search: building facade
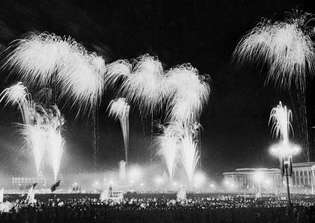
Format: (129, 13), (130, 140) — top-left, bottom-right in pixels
(223, 162), (315, 194)
(223, 168), (282, 194)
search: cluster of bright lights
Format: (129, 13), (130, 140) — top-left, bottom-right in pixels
(269, 141), (301, 159)
(127, 165), (143, 184)
(193, 171), (207, 188)
(234, 15), (314, 90)
(223, 178), (237, 190)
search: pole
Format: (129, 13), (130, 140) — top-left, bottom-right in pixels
(285, 164), (292, 207)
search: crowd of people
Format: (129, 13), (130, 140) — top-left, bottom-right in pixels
(1, 194), (315, 222)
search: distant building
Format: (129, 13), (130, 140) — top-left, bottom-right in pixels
(223, 168), (282, 194)
(291, 162), (315, 193)
(11, 176), (47, 189)
(223, 162), (315, 194)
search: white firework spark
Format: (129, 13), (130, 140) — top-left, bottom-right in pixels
(3, 32), (106, 112)
(3, 33), (62, 86)
(166, 64), (210, 123)
(269, 101), (292, 143)
(104, 59), (131, 89)
(121, 54), (166, 115)
(57, 52), (105, 112)
(0, 82), (34, 124)
(156, 122), (182, 179)
(19, 104), (64, 178)
(234, 16), (314, 90)
(180, 131), (200, 183)
(108, 98), (130, 163)
(156, 121), (201, 182)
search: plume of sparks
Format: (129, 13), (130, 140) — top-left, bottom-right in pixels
(156, 121), (200, 182)
(104, 59), (131, 89)
(108, 98), (130, 163)
(269, 101), (292, 143)
(21, 104), (64, 179)
(156, 125), (179, 179)
(0, 82), (34, 123)
(3, 32), (106, 112)
(234, 15), (315, 90)
(166, 64), (210, 123)
(179, 125), (200, 183)
(21, 124), (45, 174)
(1, 83), (65, 178)
(120, 54), (167, 114)
(268, 101), (302, 160)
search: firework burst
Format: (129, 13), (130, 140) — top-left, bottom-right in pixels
(234, 15), (314, 90)
(120, 54), (166, 115)
(3, 32), (106, 112)
(104, 59), (131, 89)
(166, 64), (210, 123)
(0, 82), (34, 124)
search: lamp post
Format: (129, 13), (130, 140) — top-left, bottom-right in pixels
(270, 142), (301, 207)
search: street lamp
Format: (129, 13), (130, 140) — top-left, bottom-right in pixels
(270, 141), (301, 207)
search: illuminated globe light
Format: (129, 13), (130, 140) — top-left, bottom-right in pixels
(223, 178), (237, 191)
(153, 175), (165, 187)
(209, 183), (216, 189)
(253, 171), (264, 184)
(92, 181), (100, 189)
(127, 165), (143, 183)
(269, 141), (301, 159)
(193, 171), (207, 188)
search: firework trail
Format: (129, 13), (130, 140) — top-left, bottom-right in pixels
(269, 101), (292, 143)
(108, 98), (130, 163)
(3, 32), (106, 112)
(165, 64), (210, 124)
(234, 14), (314, 90)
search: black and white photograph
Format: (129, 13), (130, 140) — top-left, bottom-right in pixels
(0, 0), (315, 222)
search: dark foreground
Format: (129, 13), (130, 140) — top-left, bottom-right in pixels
(1, 193), (315, 223)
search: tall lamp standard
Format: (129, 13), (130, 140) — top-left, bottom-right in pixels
(269, 142), (301, 207)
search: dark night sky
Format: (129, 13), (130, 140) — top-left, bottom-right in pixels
(0, 0), (313, 179)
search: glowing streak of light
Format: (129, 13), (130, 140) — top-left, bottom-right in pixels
(108, 98), (130, 163)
